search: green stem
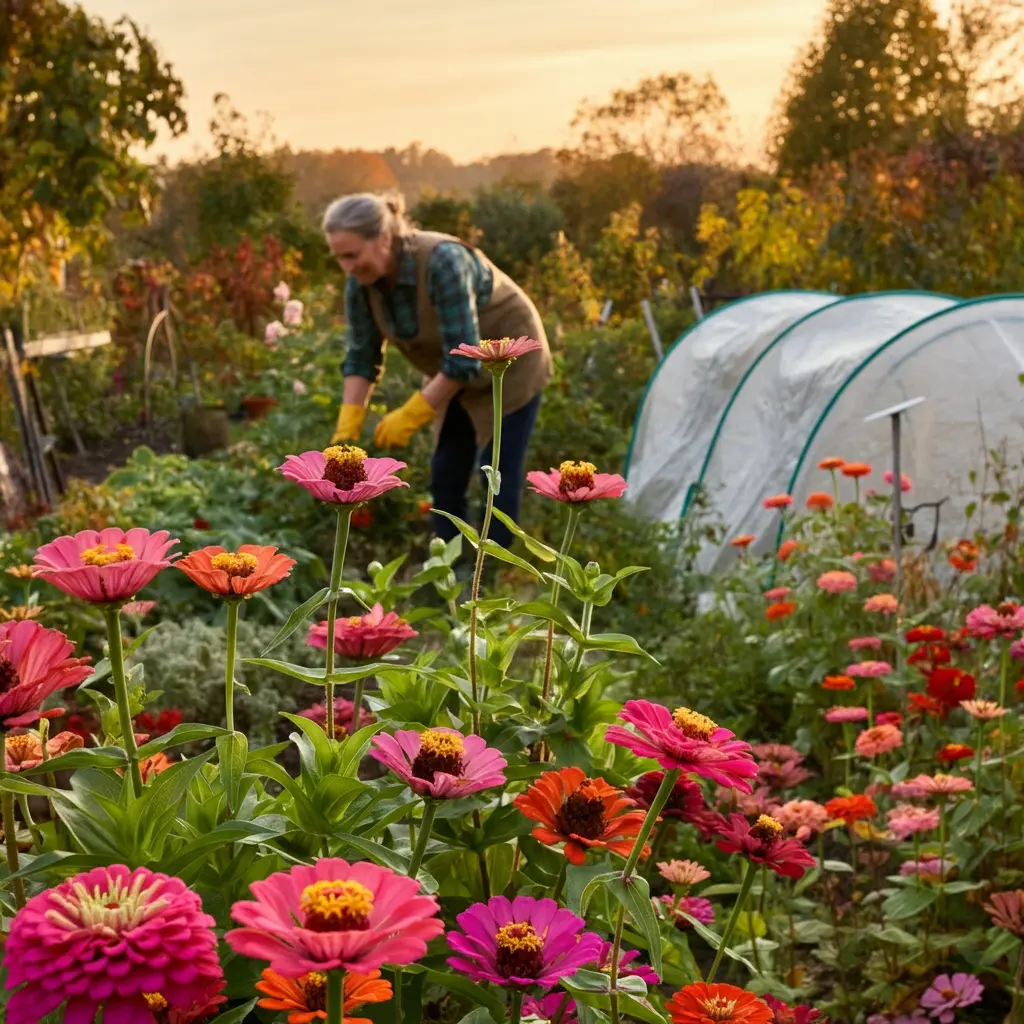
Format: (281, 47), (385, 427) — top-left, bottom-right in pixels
(224, 600), (240, 733)
(394, 968), (404, 1024)
(622, 768), (680, 878)
(566, 600), (593, 696)
(552, 859), (568, 902)
(478, 849), (491, 899)
(408, 799), (438, 879)
(1000, 641), (1010, 709)
(707, 860), (758, 983)
(17, 794), (43, 849)
(324, 507), (353, 740)
(104, 607), (143, 798)
(351, 676), (366, 735)
(1011, 941), (1024, 1024)
(608, 903), (626, 1024)
(468, 372), (505, 734)
(541, 506), (582, 705)
(0, 734), (25, 908)
(509, 989), (524, 1024)
(326, 969), (344, 1024)
(974, 720), (985, 805)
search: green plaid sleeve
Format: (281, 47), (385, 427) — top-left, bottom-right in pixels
(341, 275), (385, 382)
(426, 242), (494, 382)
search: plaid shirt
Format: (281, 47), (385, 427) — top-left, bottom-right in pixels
(342, 239), (493, 383)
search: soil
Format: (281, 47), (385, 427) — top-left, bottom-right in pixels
(56, 421), (180, 486)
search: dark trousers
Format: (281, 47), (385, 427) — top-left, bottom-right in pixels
(431, 393), (542, 550)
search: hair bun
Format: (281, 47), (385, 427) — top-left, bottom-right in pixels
(383, 192), (406, 217)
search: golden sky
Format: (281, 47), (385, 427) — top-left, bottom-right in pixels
(83, 0), (957, 165)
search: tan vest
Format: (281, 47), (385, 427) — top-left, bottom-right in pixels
(366, 230), (552, 448)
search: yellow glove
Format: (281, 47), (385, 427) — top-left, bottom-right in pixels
(373, 391), (436, 449)
(332, 404), (367, 443)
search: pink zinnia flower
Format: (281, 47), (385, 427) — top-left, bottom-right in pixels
(658, 860), (711, 887)
(984, 890), (1024, 936)
(121, 600), (157, 618)
(4, 865), (222, 1024)
(659, 894), (716, 928)
(764, 587), (791, 601)
(824, 706), (870, 724)
(883, 470), (913, 492)
(227, 858), (443, 975)
(959, 699), (1009, 720)
(605, 701), (758, 793)
(855, 723), (903, 757)
(817, 570), (858, 594)
(33, 527), (178, 605)
(279, 447), (408, 505)
(966, 602), (1024, 639)
(307, 604), (417, 659)
(890, 778), (929, 799)
(775, 799), (830, 836)
(900, 857), (954, 881)
(753, 752), (813, 790)
(764, 995), (823, 1024)
(0, 621), (92, 727)
(886, 804), (940, 840)
(763, 494), (794, 510)
(906, 772), (975, 796)
(867, 560), (897, 583)
(527, 461), (627, 503)
(876, 711), (903, 727)
(864, 593), (899, 614)
(523, 992), (579, 1024)
(299, 697), (376, 734)
(450, 336), (543, 363)
(920, 973), (983, 1024)
(717, 783), (782, 818)
(370, 727), (506, 798)
(625, 771), (723, 838)
(446, 895), (603, 988)
(714, 813), (817, 879)
(594, 940), (659, 984)
(848, 636), (883, 651)
(4, 729), (82, 772)
(847, 660), (892, 678)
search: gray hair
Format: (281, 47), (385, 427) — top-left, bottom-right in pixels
(321, 191), (408, 239)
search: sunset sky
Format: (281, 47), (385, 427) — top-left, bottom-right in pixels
(83, 0), (958, 165)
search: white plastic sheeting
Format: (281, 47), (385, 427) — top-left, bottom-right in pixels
(624, 292), (840, 521)
(692, 292), (959, 571)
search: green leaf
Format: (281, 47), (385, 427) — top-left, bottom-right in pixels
(281, 711), (334, 779)
(136, 723), (228, 758)
(607, 874), (663, 979)
(162, 820), (282, 877)
(422, 970), (505, 1019)
(433, 510), (480, 545)
(0, 850), (109, 883)
(581, 632), (656, 661)
(206, 999), (259, 1024)
(491, 507), (558, 562)
(456, 1009), (498, 1024)
(480, 540), (543, 579)
(244, 658), (395, 686)
(682, 914), (759, 975)
(216, 732), (248, 813)
(261, 587), (330, 656)
(568, 864), (618, 916)
(0, 775), (67, 799)
(882, 886), (938, 921)
(21, 746), (128, 775)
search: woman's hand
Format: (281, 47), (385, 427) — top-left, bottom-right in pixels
(373, 391), (436, 448)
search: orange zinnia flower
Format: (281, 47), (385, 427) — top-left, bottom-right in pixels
(949, 554), (977, 573)
(513, 767), (650, 865)
(667, 982), (773, 1024)
(841, 462), (872, 479)
(140, 752), (173, 783)
(806, 491), (834, 511)
(818, 457), (845, 471)
(256, 969), (392, 1024)
(730, 534), (755, 549)
(765, 601), (796, 622)
(825, 794), (877, 825)
(777, 540), (800, 561)
(823, 674), (856, 691)
(176, 545), (295, 597)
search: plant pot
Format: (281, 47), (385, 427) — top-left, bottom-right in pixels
(181, 405), (230, 458)
(240, 394), (279, 420)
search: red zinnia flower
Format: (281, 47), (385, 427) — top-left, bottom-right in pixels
(135, 708), (183, 737)
(927, 667), (976, 708)
(825, 795), (877, 825)
(192, 518), (211, 531)
(625, 771), (723, 839)
(731, 534), (756, 549)
(714, 814), (816, 879)
(949, 554), (977, 573)
(909, 692), (946, 718)
(806, 492), (834, 511)
(822, 675), (855, 691)
(763, 994), (822, 1024)
(176, 545), (295, 597)
(667, 983), (773, 1024)
(513, 767), (650, 865)
(908, 643), (951, 673)
(765, 601), (796, 621)
(841, 462), (872, 479)
(937, 743), (974, 763)
(763, 494), (793, 510)
(906, 625), (946, 644)
(777, 540), (799, 561)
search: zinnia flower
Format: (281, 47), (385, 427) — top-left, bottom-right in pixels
(256, 968), (391, 1024)
(960, 699), (1008, 720)
(855, 724), (903, 757)
(841, 463), (872, 479)
(817, 571), (857, 594)
(594, 940), (659, 983)
(351, 507), (374, 528)
(949, 553), (977, 573)
(4, 730), (82, 772)
(730, 534), (755, 549)
(883, 470), (912, 492)
(920, 973), (983, 1024)
(900, 858), (954, 881)
(625, 771), (723, 838)
(864, 594), (898, 614)
(806, 492), (834, 511)
(908, 642), (951, 673)
(523, 992), (579, 1024)
(848, 636), (882, 651)
(847, 660), (892, 678)
(227, 858), (443, 974)
(984, 890), (1024, 936)
(527, 461), (627, 503)
(4, 865), (222, 1024)
(446, 895), (603, 988)
(605, 701), (758, 792)
(763, 494), (793, 510)
(667, 982), (774, 1024)
(658, 860), (711, 887)
(121, 600), (157, 618)
(764, 587), (791, 601)
(660, 895), (716, 928)
(777, 540), (799, 561)
(763, 995), (822, 1024)
(966, 602), (1024, 639)
(513, 767), (649, 865)
(135, 708), (183, 736)
(825, 794), (877, 825)
(766, 601), (796, 621)
(0, 621), (92, 727)
(876, 711), (903, 727)
(33, 528), (178, 605)
(823, 675), (855, 691)
(370, 727), (506, 798)
(936, 743), (974, 763)
(307, 604), (417, 659)
(908, 692), (946, 718)
(824, 706), (869, 723)
(753, 749), (813, 790)
(818, 457), (845, 471)
(907, 625), (945, 643)
(299, 697), (376, 735)
(886, 804), (940, 840)
(714, 814), (816, 878)
(141, 981), (227, 1024)
(176, 545), (295, 597)
(927, 668), (976, 707)
(908, 773), (974, 796)
(279, 447), (408, 505)
(775, 800), (830, 836)
(451, 336), (543, 363)
(867, 560), (897, 583)
(140, 751), (174, 783)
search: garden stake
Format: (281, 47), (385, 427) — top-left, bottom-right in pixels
(0, 733), (26, 908)
(324, 507), (353, 740)
(103, 607), (144, 797)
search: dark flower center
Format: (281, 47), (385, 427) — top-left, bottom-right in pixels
(301, 973), (328, 1012)
(300, 880), (373, 932)
(557, 783), (606, 839)
(495, 922), (545, 978)
(0, 656), (19, 694)
(750, 814), (784, 848)
(411, 729), (464, 781)
(322, 445), (368, 490)
(558, 460), (596, 493)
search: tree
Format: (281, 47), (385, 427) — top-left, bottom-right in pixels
(948, 0), (1024, 127)
(771, 0), (967, 176)
(471, 185), (564, 279)
(0, 0), (186, 300)
(410, 191), (479, 242)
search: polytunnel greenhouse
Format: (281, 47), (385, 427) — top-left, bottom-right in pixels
(624, 291), (1024, 571)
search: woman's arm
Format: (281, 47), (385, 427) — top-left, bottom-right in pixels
(421, 373), (463, 410)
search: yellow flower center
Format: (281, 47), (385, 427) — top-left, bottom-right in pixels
(5, 734), (36, 762)
(0, 604), (43, 622)
(300, 880), (374, 932)
(45, 873), (169, 938)
(5, 565), (33, 580)
(411, 729), (466, 782)
(672, 707), (717, 741)
(300, 972), (328, 1012)
(701, 995), (740, 1021)
(81, 543), (135, 567)
(210, 552), (259, 578)
(558, 460), (596, 494)
(750, 815), (784, 843)
(322, 445), (368, 491)
(144, 993), (169, 1012)
(495, 922), (545, 979)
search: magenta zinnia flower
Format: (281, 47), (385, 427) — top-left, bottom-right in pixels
(446, 895), (603, 989)
(594, 940), (659, 983)
(920, 973), (983, 1023)
(966, 602), (1024, 639)
(450, 336), (543, 362)
(848, 636), (883, 651)
(847, 660), (892, 678)
(307, 603), (418, 659)
(900, 857), (954, 881)
(886, 804), (940, 840)
(659, 894), (716, 929)
(370, 727), (506, 798)
(824, 706), (870, 724)
(527, 461), (627, 504)
(714, 813), (817, 879)
(299, 697), (376, 734)
(279, 446), (408, 505)
(33, 527), (178, 604)
(227, 858), (443, 975)
(4, 865), (222, 1024)
(625, 770), (723, 838)
(523, 991), (579, 1024)
(763, 994), (822, 1024)
(0, 620), (92, 727)
(605, 701), (758, 793)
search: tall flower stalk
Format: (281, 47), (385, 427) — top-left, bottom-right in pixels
(707, 860), (758, 982)
(324, 508), (353, 739)
(327, 970), (344, 1024)
(540, 505), (582, 705)
(103, 607), (143, 797)
(0, 734), (26, 908)
(224, 600), (240, 733)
